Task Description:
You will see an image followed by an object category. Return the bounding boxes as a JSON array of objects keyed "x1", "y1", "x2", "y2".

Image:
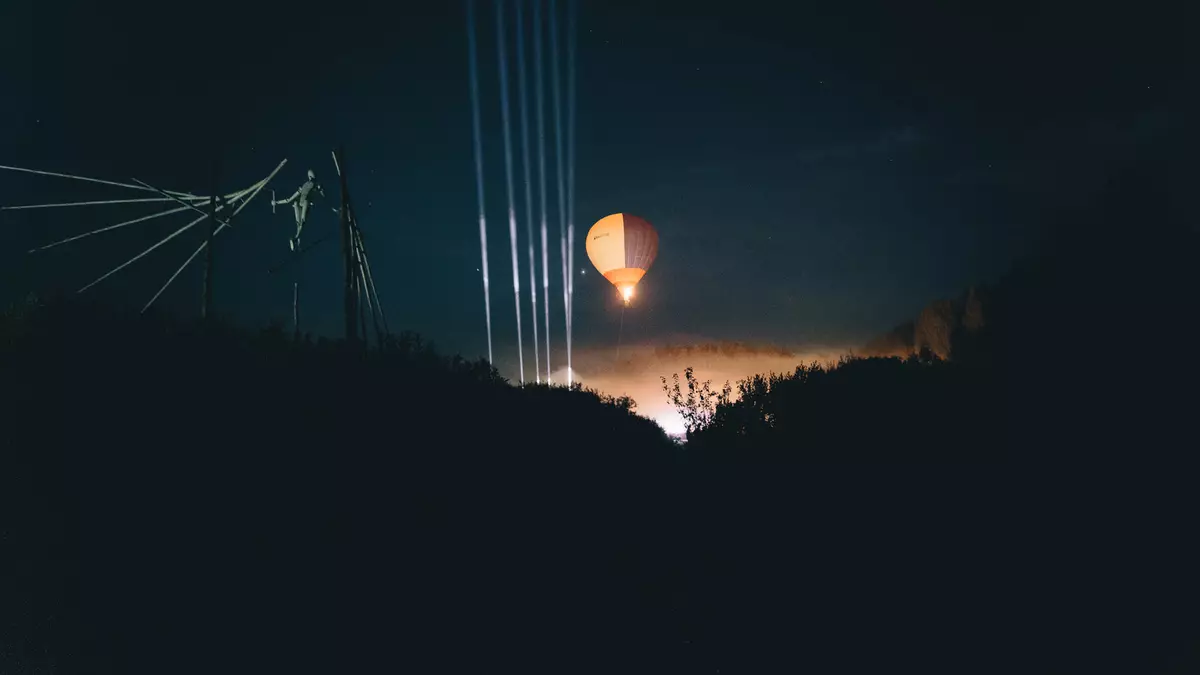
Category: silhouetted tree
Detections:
[{"x1": 660, "y1": 367, "x2": 732, "y2": 437}]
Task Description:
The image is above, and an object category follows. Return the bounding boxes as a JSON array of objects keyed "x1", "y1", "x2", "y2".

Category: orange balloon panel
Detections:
[{"x1": 585, "y1": 214, "x2": 658, "y2": 299}]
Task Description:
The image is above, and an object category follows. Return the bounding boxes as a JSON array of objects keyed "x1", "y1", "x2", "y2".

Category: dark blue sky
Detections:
[{"x1": 1, "y1": 0, "x2": 1182, "y2": 360}]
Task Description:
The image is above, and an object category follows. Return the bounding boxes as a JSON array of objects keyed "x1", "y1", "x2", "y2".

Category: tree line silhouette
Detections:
[
  {"x1": 657, "y1": 157, "x2": 1193, "y2": 472},
  {"x1": 2, "y1": 157, "x2": 1196, "y2": 673},
  {"x1": 1, "y1": 293, "x2": 683, "y2": 673}
]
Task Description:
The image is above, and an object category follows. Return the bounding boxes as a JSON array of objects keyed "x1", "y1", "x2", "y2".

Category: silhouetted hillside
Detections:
[
  {"x1": 671, "y1": 154, "x2": 1194, "y2": 459},
  {"x1": 1, "y1": 296, "x2": 678, "y2": 674},
  {"x1": 665, "y1": 353, "x2": 1001, "y2": 461},
  {"x1": 644, "y1": 156, "x2": 1198, "y2": 672},
  {"x1": 3, "y1": 152, "x2": 1195, "y2": 673}
]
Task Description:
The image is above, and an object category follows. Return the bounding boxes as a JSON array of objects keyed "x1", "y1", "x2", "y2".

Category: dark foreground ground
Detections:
[
  {"x1": 3, "y1": 165, "x2": 1197, "y2": 673},
  {"x1": 2, "y1": 297, "x2": 1196, "y2": 674}
]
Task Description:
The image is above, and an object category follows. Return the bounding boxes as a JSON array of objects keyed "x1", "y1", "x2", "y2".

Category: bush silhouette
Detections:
[
  {"x1": 0, "y1": 296, "x2": 678, "y2": 674},
  {"x1": 662, "y1": 352, "x2": 1001, "y2": 462},
  {"x1": 3, "y1": 149, "x2": 1196, "y2": 673}
]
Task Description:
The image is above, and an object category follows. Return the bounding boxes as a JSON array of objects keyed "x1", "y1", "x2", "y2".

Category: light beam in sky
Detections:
[
  {"x1": 566, "y1": 0, "x2": 577, "y2": 387},
  {"x1": 465, "y1": 0, "x2": 493, "y2": 364},
  {"x1": 549, "y1": 0, "x2": 570, "y2": 386},
  {"x1": 496, "y1": 0, "x2": 526, "y2": 384},
  {"x1": 515, "y1": 0, "x2": 541, "y2": 383},
  {"x1": 533, "y1": 0, "x2": 552, "y2": 382}
]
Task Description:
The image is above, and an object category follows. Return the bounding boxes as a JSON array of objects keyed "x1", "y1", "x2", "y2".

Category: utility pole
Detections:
[
  {"x1": 357, "y1": 264, "x2": 368, "y2": 345},
  {"x1": 333, "y1": 147, "x2": 359, "y2": 344},
  {"x1": 352, "y1": 217, "x2": 368, "y2": 343},
  {"x1": 202, "y1": 163, "x2": 216, "y2": 320},
  {"x1": 354, "y1": 226, "x2": 385, "y2": 349},
  {"x1": 292, "y1": 282, "x2": 299, "y2": 340}
]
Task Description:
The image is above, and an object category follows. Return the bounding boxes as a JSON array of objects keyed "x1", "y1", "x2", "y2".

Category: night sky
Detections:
[{"x1": 1, "y1": 0, "x2": 1182, "y2": 365}]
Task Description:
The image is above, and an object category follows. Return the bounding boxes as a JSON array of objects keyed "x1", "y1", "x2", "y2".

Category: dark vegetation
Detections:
[
  {"x1": 2, "y1": 296, "x2": 679, "y2": 673},
  {"x1": 664, "y1": 352, "x2": 1001, "y2": 461},
  {"x1": 663, "y1": 156, "x2": 1195, "y2": 469},
  {"x1": 3, "y1": 160, "x2": 1197, "y2": 673}
]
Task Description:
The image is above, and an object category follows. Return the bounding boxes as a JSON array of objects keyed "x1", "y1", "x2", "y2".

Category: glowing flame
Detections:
[{"x1": 621, "y1": 286, "x2": 634, "y2": 304}]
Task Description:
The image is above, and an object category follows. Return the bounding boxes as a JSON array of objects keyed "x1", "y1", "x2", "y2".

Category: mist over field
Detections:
[{"x1": 524, "y1": 341, "x2": 850, "y2": 435}]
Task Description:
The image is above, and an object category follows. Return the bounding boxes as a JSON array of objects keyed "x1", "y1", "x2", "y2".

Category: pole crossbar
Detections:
[
  {"x1": 131, "y1": 178, "x2": 250, "y2": 226},
  {"x1": 138, "y1": 162, "x2": 286, "y2": 310},
  {"x1": 333, "y1": 148, "x2": 359, "y2": 344}
]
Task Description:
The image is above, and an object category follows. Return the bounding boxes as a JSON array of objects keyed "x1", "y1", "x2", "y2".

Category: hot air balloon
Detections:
[{"x1": 585, "y1": 213, "x2": 659, "y2": 305}]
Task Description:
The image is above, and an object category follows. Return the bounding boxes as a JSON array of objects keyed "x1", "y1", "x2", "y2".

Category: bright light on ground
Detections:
[
  {"x1": 653, "y1": 412, "x2": 687, "y2": 438},
  {"x1": 533, "y1": 344, "x2": 849, "y2": 443}
]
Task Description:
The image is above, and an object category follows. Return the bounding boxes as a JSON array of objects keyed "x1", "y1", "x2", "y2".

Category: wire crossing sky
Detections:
[{"x1": 0, "y1": 159, "x2": 333, "y2": 320}]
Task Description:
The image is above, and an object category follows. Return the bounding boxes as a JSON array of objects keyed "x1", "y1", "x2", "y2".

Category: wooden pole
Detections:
[
  {"x1": 357, "y1": 269, "x2": 368, "y2": 346},
  {"x1": 292, "y1": 281, "x2": 299, "y2": 339},
  {"x1": 351, "y1": 216, "x2": 366, "y2": 341},
  {"x1": 334, "y1": 148, "x2": 358, "y2": 344},
  {"x1": 355, "y1": 225, "x2": 389, "y2": 335},
  {"x1": 202, "y1": 167, "x2": 215, "y2": 320},
  {"x1": 354, "y1": 226, "x2": 385, "y2": 348}
]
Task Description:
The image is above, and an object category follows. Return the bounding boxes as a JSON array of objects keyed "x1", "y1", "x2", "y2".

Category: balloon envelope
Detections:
[{"x1": 585, "y1": 213, "x2": 658, "y2": 303}]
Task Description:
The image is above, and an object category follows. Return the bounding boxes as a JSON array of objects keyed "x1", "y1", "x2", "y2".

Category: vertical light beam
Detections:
[
  {"x1": 466, "y1": 0, "x2": 494, "y2": 364},
  {"x1": 566, "y1": 0, "x2": 577, "y2": 387},
  {"x1": 533, "y1": 0, "x2": 552, "y2": 382},
  {"x1": 515, "y1": 0, "x2": 541, "y2": 383},
  {"x1": 549, "y1": 0, "x2": 570, "y2": 386},
  {"x1": 496, "y1": 0, "x2": 526, "y2": 384}
]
